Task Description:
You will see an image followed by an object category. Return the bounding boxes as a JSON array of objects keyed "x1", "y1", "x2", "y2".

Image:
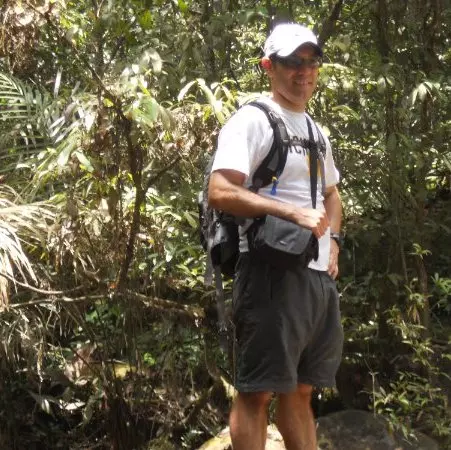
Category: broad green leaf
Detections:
[
  {"x1": 178, "y1": 80, "x2": 197, "y2": 101},
  {"x1": 103, "y1": 98, "x2": 114, "y2": 108},
  {"x1": 442, "y1": 152, "x2": 451, "y2": 171},
  {"x1": 57, "y1": 138, "x2": 77, "y2": 167},
  {"x1": 417, "y1": 83, "x2": 428, "y2": 101},
  {"x1": 73, "y1": 151, "x2": 94, "y2": 173},
  {"x1": 141, "y1": 48, "x2": 162, "y2": 74},
  {"x1": 332, "y1": 104, "x2": 361, "y2": 121},
  {"x1": 138, "y1": 11, "x2": 153, "y2": 30},
  {"x1": 178, "y1": 0, "x2": 188, "y2": 14},
  {"x1": 141, "y1": 96, "x2": 160, "y2": 122},
  {"x1": 159, "y1": 106, "x2": 174, "y2": 130},
  {"x1": 377, "y1": 76, "x2": 386, "y2": 94},
  {"x1": 183, "y1": 211, "x2": 197, "y2": 228},
  {"x1": 410, "y1": 87, "x2": 418, "y2": 106}
]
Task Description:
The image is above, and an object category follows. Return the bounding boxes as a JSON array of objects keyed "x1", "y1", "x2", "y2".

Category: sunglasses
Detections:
[{"x1": 270, "y1": 54, "x2": 323, "y2": 69}]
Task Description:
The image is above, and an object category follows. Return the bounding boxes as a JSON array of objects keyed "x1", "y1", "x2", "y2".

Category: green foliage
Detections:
[
  {"x1": 0, "y1": 0, "x2": 450, "y2": 448},
  {"x1": 137, "y1": 189, "x2": 204, "y2": 296},
  {"x1": 431, "y1": 274, "x2": 451, "y2": 315},
  {"x1": 371, "y1": 304, "x2": 451, "y2": 443}
]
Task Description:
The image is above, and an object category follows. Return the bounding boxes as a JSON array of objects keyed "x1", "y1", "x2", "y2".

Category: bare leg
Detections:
[
  {"x1": 275, "y1": 384, "x2": 317, "y2": 450},
  {"x1": 229, "y1": 391, "x2": 272, "y2": 450}
]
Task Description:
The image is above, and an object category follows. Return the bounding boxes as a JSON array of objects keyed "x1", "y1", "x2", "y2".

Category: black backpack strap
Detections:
[
  {"x1": 246, "y1": 101, "x2": 290, "y2": 193},
  {"x1": 214, "y1": 265, "x2": 229, "y2": 352},
  {"x1": 306, "y1": 117, "x2": 318, "y2": 209},
  {"x1": 306, "y1": 115, "x2": 328, "y2": 208},
  {"x1": 313, "y1": 121, "x2": 326, "y2": 198}
]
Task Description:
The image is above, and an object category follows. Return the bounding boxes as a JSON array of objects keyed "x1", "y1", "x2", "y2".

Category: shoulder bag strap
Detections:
[
  {"x1": 306, "y1": 117, "x2": 318, "y2": 209},
  {"x1": 313, "y1": 121, "x2": 326, "y2": 198}
]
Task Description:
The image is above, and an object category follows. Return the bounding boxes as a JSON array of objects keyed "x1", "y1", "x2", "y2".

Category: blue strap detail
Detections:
[{"x1": 270, "y1": 176, "x2": 279, "y2": 195}]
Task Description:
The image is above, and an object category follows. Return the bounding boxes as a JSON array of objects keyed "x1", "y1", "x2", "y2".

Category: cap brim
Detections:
[{"x1": 277, "y1": 41, "x2": 323, "y2": 58}]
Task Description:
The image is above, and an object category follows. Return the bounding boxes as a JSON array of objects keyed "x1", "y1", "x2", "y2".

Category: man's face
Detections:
[{"x1": 266, "y1": 45, "x2": 321, "y2": 111}]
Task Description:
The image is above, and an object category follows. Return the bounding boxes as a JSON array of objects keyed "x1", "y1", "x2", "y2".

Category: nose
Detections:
[{"x1": 293, "y1": 66, "x2": 313, "y2": 77}]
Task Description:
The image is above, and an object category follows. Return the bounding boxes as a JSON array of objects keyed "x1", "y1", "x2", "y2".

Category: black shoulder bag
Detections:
[{"x1": 248, "y1": 116, "x2": 324, "y2": 269}]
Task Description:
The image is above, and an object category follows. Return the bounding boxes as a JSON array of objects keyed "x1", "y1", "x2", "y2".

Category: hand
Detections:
[
  {"x1": 328, "y1": 238, "x2": 339, "y2": 279},
  {"x1": 294, "y1": 208, "x2": 329, "y2": 239}
]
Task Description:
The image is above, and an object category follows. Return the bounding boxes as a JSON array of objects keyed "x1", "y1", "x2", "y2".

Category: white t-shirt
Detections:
[{"x1": 211, "y1": 96, "x2": 340, "y2": 271}]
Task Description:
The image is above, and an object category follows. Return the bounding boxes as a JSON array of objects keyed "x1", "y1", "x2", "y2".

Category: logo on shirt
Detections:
[
  {"x1": 289, "y1": 137, "x2": 325, "y2": 177},
  {"x1": 289, "y1": 137, "x2": 326, "y2": 159}
]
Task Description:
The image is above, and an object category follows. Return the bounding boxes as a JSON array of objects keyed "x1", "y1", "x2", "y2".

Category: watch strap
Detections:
[{"x1": 330, "y1": 232, "x2": 342, "y2": 246}]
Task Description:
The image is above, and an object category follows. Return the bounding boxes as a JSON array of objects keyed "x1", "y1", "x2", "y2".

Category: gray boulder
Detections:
[
  {"x1": 317, "y1": 410, "x2": 439, "y2": 450},
  {"x1": 198, "y1": 410, "x2": 439, "y2": 450}
]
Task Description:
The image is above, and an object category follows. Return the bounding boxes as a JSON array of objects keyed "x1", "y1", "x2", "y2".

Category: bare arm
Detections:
[
  {"x1": 208, "y1": 169, "x2": 329, "y2": 238},
  {"x1": 324, "y1": 185, "x2": 342, "y2": 278}
]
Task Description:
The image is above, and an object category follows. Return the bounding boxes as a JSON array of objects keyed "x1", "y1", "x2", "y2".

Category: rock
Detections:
[
  {"x1": 317, "y1": 410, "x2": 439, "y2": 450},
  {"x1": 317, "y1": 409, "x2": 397, "y2": 449},
  {"x1": 197, "y1": 427, "x2": 231, "y2": 450},
  {"x1": 395, "y1": 431, "x2": 441, "y2": 450},
  {"x1": 264, "y1": 425, "x2": 285, "y2": 450},
  {"x1": 198, "y1": 410, "x2": 440, "y2": 450},
  {"x1": 197, "y1": 424, "x2": 285, "y2": 450}
]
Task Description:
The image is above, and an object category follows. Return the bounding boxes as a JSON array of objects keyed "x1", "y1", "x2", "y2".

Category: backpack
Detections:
[
  {"x1": 197, "y1": 100, "x2": 326, "y2": 346},
  {"x1": 198, "y1": 101, "x2": 290, "y2": 280}
]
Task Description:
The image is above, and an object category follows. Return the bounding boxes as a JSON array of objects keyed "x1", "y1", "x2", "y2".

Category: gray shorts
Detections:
[{"x1": 232, "y1": 252, "x2": 343, "y2": 393}]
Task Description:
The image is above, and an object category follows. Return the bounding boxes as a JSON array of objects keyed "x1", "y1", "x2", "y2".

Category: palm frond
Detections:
[
  {"x1": 0, "y1": 185, "x2": 57, "y2": 308},
  {"x1": 0, "y1": 72, "x2": 67, "y2": 175},
  {"x1": 0, "y1": 73, "x2": 51, "y2": 126},
  {"x1": 0, "y1": 73, "x2": 53, "y2": 172}
]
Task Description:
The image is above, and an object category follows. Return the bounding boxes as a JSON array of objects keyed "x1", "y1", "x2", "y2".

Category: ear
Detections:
[{"x1": 261, "y1": 57, "x2": 272, "y2": 70}]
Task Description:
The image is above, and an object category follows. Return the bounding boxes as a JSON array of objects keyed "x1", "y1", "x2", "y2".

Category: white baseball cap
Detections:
[{"x1": 264, "y1": 23, "x2": 323, "y2": 58}]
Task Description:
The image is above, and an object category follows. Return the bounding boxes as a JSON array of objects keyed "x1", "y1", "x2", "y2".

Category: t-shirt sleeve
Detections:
[
  {"x1": 211, "y1": 106, "x2": 274, "y2": 181},
  {"x1": 322, "y1": 133, "x2": 340, "y2": 187}
]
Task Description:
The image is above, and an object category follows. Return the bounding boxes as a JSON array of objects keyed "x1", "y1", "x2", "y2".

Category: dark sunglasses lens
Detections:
[
  {"x1": 278, "y1": 56, "x2": 322, "y2": 68},
  {"x1": 284, "y1": 58, "x2": 302, "y2": 68}
]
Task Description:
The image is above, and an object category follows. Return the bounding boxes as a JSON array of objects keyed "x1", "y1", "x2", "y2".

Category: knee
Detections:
[
  {"x1": 277, "y1": 384, "x2": 313, "y2": 406},
  {"x1": 296, "y1": 384, "x2": 313, "y2": 405},
  {"x1": 237, "y1": 391, "x2": 272, "y2": 411}
]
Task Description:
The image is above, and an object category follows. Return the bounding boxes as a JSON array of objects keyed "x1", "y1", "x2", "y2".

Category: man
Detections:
[{"x1": 208, "y1": 23, "x2": 343, "y2": 450}]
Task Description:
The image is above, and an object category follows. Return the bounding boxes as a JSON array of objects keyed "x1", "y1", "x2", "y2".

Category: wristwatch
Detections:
[{"x1": 330, "y1": 232, "x2": 342, "y2": 247}]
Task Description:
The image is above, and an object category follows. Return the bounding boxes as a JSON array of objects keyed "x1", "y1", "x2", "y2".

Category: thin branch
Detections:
[
  {"x1": 145, "y1": 154, "x2": 183, "y2": 192},
  {"x1": 125, "y1": 290, "x2": 206, "y2": 321},
  {"x1": 116, "y1": 116, "x2": 144, "y2": 290},
  {"x1": 180, "y1": 383, "x2": 216, "y2": 428},
  {"x1": 117, "y1": 152, "x2": 184, "y2": 289},
  {"x1": 10, "y1": 294, "x2": 106, "y2": 308},
  {"x1": 375, "y1": 0, "x2": 390, "y2": 62},
  {"x1": 345, "y1": 0, "x2": 375, "y2": 20},
  {"x1": 318, "y1": 0, "x2": 345, "y2": 47},
  {"x1": 105, "y1": 37, "x2": 125, "y2": 72},
  {"x1": 0, "y1": 271, "x2": 84, "y2": 295},
  {"x1": 9, "y1": 291, "x2": 206, "y2": 324}
]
